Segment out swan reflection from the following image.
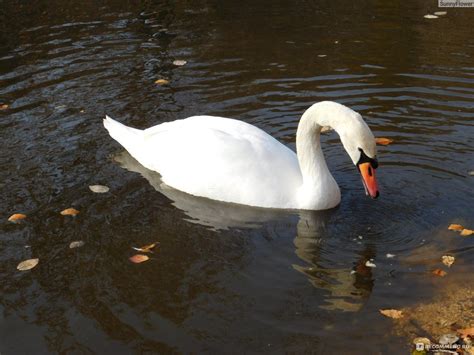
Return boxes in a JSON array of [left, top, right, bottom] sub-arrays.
[[114, 151, 374, 312]]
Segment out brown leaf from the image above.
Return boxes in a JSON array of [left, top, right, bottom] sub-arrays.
[[441, 255, 455, 267], [460, 229, 474, 236], [379, 309, 403, 319], [154, 79, 169, 85], [0, 104, 9, 110], [448, 224, 464, 231], [375, 137, 394, 146], [457, 327, 474, 339], [432, 268, 447, 277], [8, 213, 27, 223], [17, 258, 39, 271], [132, 242, 159, 253], [129, 254, 149, 263], [60, 208, 80, 216]]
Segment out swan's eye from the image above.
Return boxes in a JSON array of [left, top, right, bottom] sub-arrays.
[[357, 148, 378, 169]]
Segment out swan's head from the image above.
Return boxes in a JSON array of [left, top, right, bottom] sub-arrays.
[[338, 111, 379, 199]]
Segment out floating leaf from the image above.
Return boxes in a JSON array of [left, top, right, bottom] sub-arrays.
[[89, 185, 109, 193], [434, 11, 447, 15], [457, 327, 474, 339], [8, 213, 27, 223], [17, 258, 39, 271], [129, 254, 149, 263], [317, 54, 327, 58], [375, 137, 394, 145], [441, 255, 455, 267], [380, 309, 403, 319], [0, 104, 9, 110], [386, 253, 396, 258], [69, 241, 85, 249], [132, 242, 159, 253], [172, 59, 187, 66], [448, 224, 464, 231], [432, 268, 447, 277], [424, 14, 438, 19], [460, 229, 474, 236], [60, 208, 80, 216], [365, 260, 376, 268], [154, 79, 170, 85]]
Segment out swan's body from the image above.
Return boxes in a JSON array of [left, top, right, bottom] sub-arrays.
[[104, 101, 379, 210]]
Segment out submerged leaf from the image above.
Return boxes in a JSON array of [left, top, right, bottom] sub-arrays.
[[69, 241, 85, 249], [448, 224, 464, 231], [154, 79, 170, 85], [8, 213, 27, 223], [129, 254, 149, 263], [375, 137, 394, 145], [460, 229, 473, 236], [17, 258, 39, 271], [132, 242, 159, 253], [432, 268, 447, 277], [172, 59, 187, 66], [441, 255, 455, 267], [89, 185, 110, 193], [60, 208, 80, 216], [380, 309, 403, 319]]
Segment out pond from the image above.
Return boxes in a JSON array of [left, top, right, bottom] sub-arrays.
[[1, 1, 473, 353]]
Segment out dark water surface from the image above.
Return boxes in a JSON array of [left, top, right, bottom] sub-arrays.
[[1, 1, 473, 353]]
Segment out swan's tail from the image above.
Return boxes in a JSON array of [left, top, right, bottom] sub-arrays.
[[103, 115, 144, 157]]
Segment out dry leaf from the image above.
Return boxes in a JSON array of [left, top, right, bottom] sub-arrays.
[[69, 241, 85, 249], [460, 229, 474, 236], [432, 268, 447, 277], [441, 255, 455, 267], [60, 208, 80, 216], [458, 327, 474, 339], [320, 126, 333, 133], [380, 309, 403, 319], [172, 59, 187, 66], [375, 137, 394, 146], [89, 185, 109, 193], [154, 79, 169, 85], [17, 258, 39, 271], [132, 242, 159, 253], [8, 213, 27, 223], [448, 224, 464, 231], [129, 254, 149, 263], [0, 104, 9, 110]]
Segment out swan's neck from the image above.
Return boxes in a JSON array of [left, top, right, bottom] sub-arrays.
[[296, 108, 331, 184], [295, 103, 345, 209]]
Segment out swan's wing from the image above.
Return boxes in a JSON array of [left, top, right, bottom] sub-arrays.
[[136, 116, 302, 208]]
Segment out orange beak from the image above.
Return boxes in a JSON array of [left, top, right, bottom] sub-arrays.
[[358, 162, 379, 199]]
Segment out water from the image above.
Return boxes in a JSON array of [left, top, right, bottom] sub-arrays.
[[1, 1, 473, 353]]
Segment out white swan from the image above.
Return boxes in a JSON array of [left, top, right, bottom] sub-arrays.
[[104, 101, 379, 210]]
